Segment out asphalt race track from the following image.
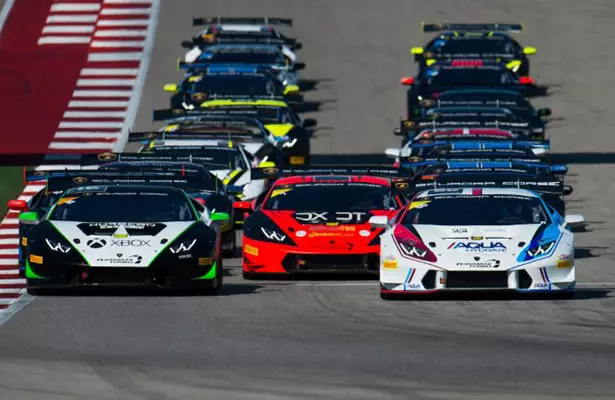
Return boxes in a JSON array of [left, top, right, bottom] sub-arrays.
[[2, 0, 615, 398]]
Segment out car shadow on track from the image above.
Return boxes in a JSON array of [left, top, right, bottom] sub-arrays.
[[299, 78, 333, 92], [384, 288, 612, 302], [297, 99, 336, 113]]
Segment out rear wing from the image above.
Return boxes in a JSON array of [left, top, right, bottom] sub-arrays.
[[395, 119, 532, 136], [250, 165, 411, 181], [128, 130, 261, 143], [25, 169, 202, 183], [409, 175, 572, 196], [422, 23, 523, 33], [153, 108, 280, 123], [419, 98, 525, 109], [177, 60, 287, 72], [411, 161, 567, 175], [192, 17, 293, 26]]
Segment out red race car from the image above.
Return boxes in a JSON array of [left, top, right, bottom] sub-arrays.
[[237, 166, 410, 278]]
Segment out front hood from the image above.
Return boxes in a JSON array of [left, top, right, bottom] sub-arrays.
[[50, 221, 194, 267], [265, 210, 396, 250], [412, 224, 543, 270]]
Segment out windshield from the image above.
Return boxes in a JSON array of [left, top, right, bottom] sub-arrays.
[[38, 191, 63, 211], [49, 190, 196, 222], [403, 195, 549, 226], [207, 52, 285, 64], [423, 67, 516, 86], [263, 182, 396, 211], [145, 148, 247, 170], [200, 107, 294, 124], [190, 75, 281, 96], [431, 39, 516, 55]]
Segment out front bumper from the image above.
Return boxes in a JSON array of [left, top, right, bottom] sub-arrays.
[[242, 237, 380, 274], [26, 259, 218, 289], [380, 262, 575, 294]]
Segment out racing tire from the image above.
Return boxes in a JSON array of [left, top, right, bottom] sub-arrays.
[[199, 256, 224, 295], [222, 229, 236, 258]]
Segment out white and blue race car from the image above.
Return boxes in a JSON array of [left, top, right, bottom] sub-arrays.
[[370, 187, 584, 298]]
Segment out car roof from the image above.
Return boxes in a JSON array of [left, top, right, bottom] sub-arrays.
[[439, 89, 524, 97], [415, 187, 537, 198], [205, 43, 281, 52], [200, 99, 288, 108], [272, 175, 391, 186], [68, 185, 185, 194]]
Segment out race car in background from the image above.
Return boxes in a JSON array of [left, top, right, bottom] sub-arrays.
[[415, 89, 551, 121], [150, 111, 312, 165], [163, 67, 303, 110], [178, 43, 305, 87], [182, 16, 301, 62], [400, 59, 545, 118], [24, 184, 229, 294], [371, 186, 584, 299], [239, 166, 412, 278], [410, 23, 536, 76]]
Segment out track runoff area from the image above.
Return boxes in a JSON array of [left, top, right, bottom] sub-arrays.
[[0, 14, 584, 309], [0, 0, 159, 314]]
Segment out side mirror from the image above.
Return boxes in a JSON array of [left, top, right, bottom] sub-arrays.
[[385, 148, 401, 159], [18, 211, 39, 224], [226, 185, 244, 195], [194, 197, 206, 206], [258, 160, 276, 168], [410, 47, 424, 55], [523, 46, 537, 55], [163, 83, 178, 93], [294, 62, 306, 71], [564, 214, 585, 228], [233, 201, 253, 211], [181, 40, 193, 49], [369, 215, 389, 229], [393, 127, 404, 136], [211, 212, 230, 223], [8, 199, 28, 212], [283, 84, 300, 95], [400, 77, 414, 86], [292, 42, 303, 50], [302, 118, 317, 128], [538, 108, 552, 117]]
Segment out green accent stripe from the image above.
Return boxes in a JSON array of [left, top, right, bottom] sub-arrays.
[[192, 261, 216, 280], [25, 259, 46, 279]]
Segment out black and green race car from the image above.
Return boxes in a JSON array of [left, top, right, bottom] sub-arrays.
[[24, 184, 229, 294]]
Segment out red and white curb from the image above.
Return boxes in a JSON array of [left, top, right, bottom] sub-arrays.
[[0, 0, 159, 322]]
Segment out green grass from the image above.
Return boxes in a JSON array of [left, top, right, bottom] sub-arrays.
[[0, 167, 25, 216]]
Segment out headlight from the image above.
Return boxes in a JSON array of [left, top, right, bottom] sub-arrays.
[[398, 240, 437, 262], [526, 241, 555, 258], [45, 239, 71, 253], [169, 239, 197, 254], [259, 227, 288, 243]]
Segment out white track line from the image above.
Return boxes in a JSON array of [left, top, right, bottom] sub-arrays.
[[80, 68, 138, 76], [59, 121, 124, 129], [0, 293, 34, 326], [88, 52, 143, 62], [34, 165, 98, 171], [77, 78, 135, 86], [51, 3, 101, 12], [94, 29, 146, 37], [39, 36, 91, 45], [49, 142, 115, 150], [43, 25, 95, 34], [104, 0, 154, 3], [96, 19, 149, 27], [47, 14, 98, 23], [100, 8, 150, 15], [69, 100, 129, 108], [63, 110, 127, 118], [54, 131, 119, 139], [0, 0, 16, 35], [91, 40, 145, 48], [73, 89, 133, 97], [115, 0, 159, 151]]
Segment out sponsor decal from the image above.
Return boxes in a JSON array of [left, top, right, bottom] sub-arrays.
[[97, 153, 118, 162], [308, 232, 353, 238], [244, 244, 259, 256], [383, 256, 398, 269], [326, 222, 339, 226], [395, 181, 409, 190], [452, 228, 468, 234], [359, 230, 370, 237], [199, 257, 213, 266], [408, 200, 430, 210], [262, 167, 279, 175], [455, 259, 501, 268], [29, 255, 43, 264], [294, 211, 367, 224], [536, 282, 549, 288], [96, 254, 143, 265], [556, 259, 572, 269], [295, 230, 307, 237], [471, 236, 483, 240], [406, 283, 421, 289], [21, 237, 27, 246], [113, 233, 129, 239], [448, 242, 507, 252], [270, 188, 292, 198], [88, 223, 157, 229], [57, 196, 80, 205], [87, 239, 107, 249], [439, 277, 446, 285], [111, 239, 151, 247], [72, 177, 88, 184]]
